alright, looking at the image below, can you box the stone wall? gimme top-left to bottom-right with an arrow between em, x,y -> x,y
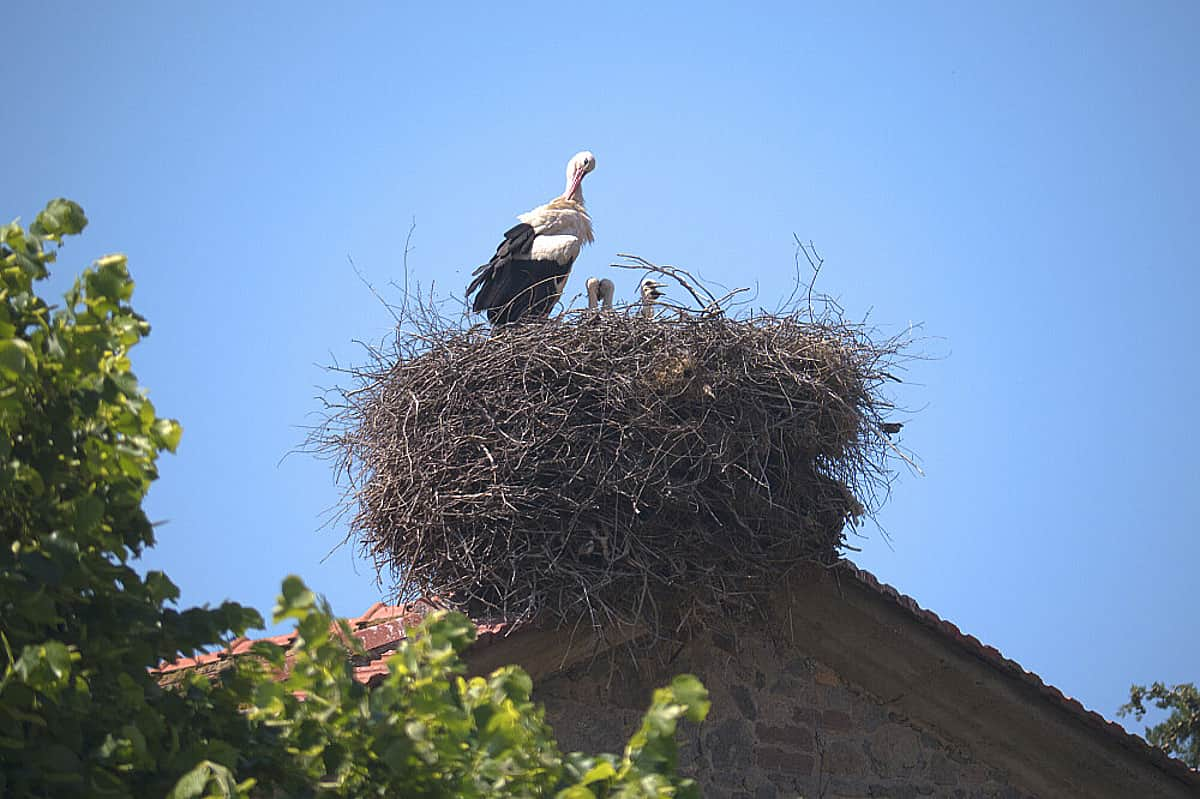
535,627 -> 1037,799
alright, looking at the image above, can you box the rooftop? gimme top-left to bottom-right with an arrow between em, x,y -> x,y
154,561 -> 1199,790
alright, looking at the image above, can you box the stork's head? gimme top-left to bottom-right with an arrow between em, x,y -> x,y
639,277 -> 666,303
564,151 -> 596,201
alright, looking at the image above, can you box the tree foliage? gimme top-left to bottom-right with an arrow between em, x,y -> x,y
1,199 -> 263,796
1119,682 -> 1200,769
0,200 -> 709,797
218,578 -> 710,798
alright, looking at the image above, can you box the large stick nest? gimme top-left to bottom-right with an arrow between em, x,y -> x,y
317,263 -> 911,631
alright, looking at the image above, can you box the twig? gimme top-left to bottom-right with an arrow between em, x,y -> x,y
794,235 -> 825,320
610,254 -> 721,311
704,286 -> 752,314
347,254 -> 400,326
398,217 -> 416,316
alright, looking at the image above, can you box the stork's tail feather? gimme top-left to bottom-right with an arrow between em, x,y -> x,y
466,269 -> 487,303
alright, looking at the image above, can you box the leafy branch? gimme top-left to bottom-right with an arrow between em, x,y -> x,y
1119,682 -> 1200,768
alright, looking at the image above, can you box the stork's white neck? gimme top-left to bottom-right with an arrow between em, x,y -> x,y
563,184 -> 584,204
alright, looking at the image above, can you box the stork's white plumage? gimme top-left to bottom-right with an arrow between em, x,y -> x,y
638,278 -> 665,318
586,277 -> 615,311
467,152 -> 596,326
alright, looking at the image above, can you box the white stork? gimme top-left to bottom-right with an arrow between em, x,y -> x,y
638,278 -> 666,318
585,277 -> 615,311
466,151 -> 596,326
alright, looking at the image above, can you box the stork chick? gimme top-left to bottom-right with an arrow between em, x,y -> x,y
586,277 -> 615,311
466,152 -> 596,326
638,278 -> 666,319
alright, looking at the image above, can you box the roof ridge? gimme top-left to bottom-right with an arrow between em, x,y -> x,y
834,560 -> 1200,787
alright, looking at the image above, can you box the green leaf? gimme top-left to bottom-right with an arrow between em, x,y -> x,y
144,570 -> 181,603
168,762 -> 215,799
579,760 -> 616,785
274,575 -> 317,623
13,641 -> 74,691
72,495 -> 105,535
1,219 -> 23,246
154,417 -> 184,452
30,198 -> 87,241
557,787 -> 597,799
84,256 -> 133,305
669,674 -> 711,722
0,338 -> 34,380
41,744 -> 82,778
18,549 -> 63,586
251,680 -> 288,715
249,641 -> 286,669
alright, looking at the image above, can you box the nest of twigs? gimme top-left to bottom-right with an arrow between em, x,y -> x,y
317,255 -> 910,633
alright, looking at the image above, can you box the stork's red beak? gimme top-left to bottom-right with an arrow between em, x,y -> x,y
566,165 -> 586,199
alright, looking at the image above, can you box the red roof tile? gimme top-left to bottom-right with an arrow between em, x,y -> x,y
153,599 -> 516,678
836,562 -> 1200,788
151,563 -> 1198,786
353,655 -> 396,687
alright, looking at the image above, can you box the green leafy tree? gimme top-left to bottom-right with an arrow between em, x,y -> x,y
1,200 -> 709,798
1119,682 -> 1200,768
1,199 -> 264,795
187,577 -> 711,798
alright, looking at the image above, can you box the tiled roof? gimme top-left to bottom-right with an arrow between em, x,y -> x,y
837,563 -> 1200,789
153,597 -> 516,687
153,563 -> 1198,786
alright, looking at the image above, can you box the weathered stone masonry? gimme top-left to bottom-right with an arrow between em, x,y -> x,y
538,627 -> 1036,799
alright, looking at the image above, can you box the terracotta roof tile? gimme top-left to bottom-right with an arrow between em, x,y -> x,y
228,638 -> 254,656
351,602 -> 389,626
150,564 -> 1197,786
835,561 -> 1199,788
153,600 -> 518,680
357,619 -> 411,652
353,655 -> 396,687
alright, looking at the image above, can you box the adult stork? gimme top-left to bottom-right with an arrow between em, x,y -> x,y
466,151 -> 596,326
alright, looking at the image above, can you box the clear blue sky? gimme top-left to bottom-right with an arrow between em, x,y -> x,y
6,2 -> 1197,732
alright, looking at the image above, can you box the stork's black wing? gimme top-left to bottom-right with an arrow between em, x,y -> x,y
466,223 -> 573,326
